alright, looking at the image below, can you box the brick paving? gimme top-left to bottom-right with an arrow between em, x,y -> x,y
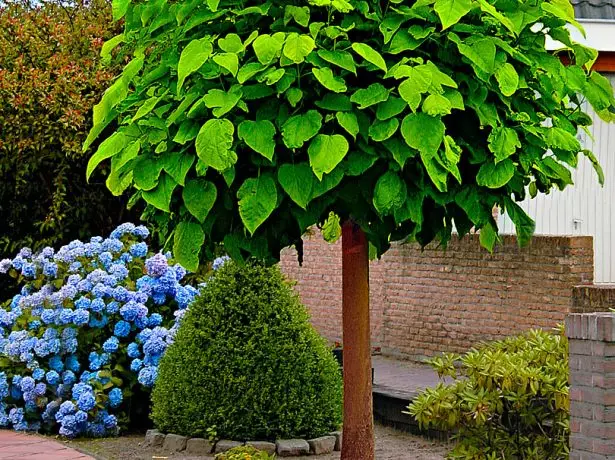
0,430 -> 93,460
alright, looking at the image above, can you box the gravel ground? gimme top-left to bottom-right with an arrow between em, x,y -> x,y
64,424 -> 450,460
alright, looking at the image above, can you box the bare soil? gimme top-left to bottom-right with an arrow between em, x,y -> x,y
65,424 -> 450,460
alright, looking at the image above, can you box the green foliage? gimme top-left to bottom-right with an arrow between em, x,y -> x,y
150,261 -> 343,440
408,328 -> 569,459
88,0 -> 615,268
215,446 -> 275,460
0,0 -> 136,262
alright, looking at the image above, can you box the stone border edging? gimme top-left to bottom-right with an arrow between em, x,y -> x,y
144,429 -> 342,457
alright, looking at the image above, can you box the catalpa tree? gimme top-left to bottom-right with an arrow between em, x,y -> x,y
87,0 -> 614,457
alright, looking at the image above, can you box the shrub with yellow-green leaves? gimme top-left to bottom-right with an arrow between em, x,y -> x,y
408,327 -> 569,459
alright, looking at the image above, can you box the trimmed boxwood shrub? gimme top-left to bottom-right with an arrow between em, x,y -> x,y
151,260 -> 342,440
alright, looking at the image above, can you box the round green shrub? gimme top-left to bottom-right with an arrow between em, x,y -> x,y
151,261 -> 342,440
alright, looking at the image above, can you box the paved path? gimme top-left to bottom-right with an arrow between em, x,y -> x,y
372,355 -> 445,398
0,430 -> 93,460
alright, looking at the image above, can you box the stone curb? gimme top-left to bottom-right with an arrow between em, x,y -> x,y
145,429 -> 341,456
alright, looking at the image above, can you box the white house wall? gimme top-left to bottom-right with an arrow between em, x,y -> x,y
499,73 -> 615,283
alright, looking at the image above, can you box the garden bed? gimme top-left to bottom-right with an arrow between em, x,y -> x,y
64,424 -> 449,460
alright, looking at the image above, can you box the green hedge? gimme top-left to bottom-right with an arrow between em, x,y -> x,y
0,0 -> 136,266
151,261 -> 342,440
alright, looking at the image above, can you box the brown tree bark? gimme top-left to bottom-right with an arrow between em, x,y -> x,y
341,221 -> 375,460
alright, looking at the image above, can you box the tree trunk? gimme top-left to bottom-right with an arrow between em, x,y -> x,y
341,221 -> 375,460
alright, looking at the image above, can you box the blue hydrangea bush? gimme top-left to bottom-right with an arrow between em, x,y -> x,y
0,223 -> 199,437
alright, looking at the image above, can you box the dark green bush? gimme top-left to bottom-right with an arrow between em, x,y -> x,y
0,0 -> 136,265
151,261 -> 343,440
408,327 -> 569,459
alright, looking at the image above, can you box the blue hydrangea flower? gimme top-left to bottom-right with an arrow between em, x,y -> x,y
46,371 -> 60,385
137,366 -> 158,387
129,242 -> 148,258
108,388 -> 123,408
114,321 -> 131,338
73,310 -> 90,326
43,262 -> 58,278
145,253 -> 168,278
127,343 -> 141,358
132,225 -> 150,239
32,368 -> 45,381
103,336 -> 119,353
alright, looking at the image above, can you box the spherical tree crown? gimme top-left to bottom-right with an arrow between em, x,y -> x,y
88,0 -> 615,268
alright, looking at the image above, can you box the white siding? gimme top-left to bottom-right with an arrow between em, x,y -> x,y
500,74 -> 615,283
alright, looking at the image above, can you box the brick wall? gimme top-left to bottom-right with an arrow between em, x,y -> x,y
567,312 -> 615,458
281,232 -> 594,361
573,285 -> 615,314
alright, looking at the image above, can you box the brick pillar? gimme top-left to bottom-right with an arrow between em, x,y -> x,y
566,312 -> 615,459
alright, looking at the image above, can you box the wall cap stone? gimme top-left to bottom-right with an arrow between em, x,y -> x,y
567,313 -> 615,342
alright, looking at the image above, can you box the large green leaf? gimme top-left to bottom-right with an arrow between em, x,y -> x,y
112,0 -> 131,20
173,220 -> 205,272
142,173 -> 178,212
252,33 -> 286,65
373,171 -> 407,215
238,120 -> 276,161
237,175 -> 278,234
183,179 -> 217,223
350,83 -> 389,109
177,38 -> 213,94
488,127 -> 520,163
317,50 -> 357,74
86,132 -> 128,181
312,67 -> 347,93
202,88 -> 242,118
400,113 -> 445,160
476,159 -> 515,188
504,198 -> 535,246
351,43 -> 387,73
336,112 -> 360,139
278,163 -> 316,209
434,0 -> 473,30
495,63 -> 519,97
308,134 -> 350,180
162,151 -> 195,186
369,118 -> 399,142
282,110 -> 323,148
133,155 -> 164,191
213,53 -> 239,77
195,119 -> 237,171
455,37 -> 496,74
283,33 -> 315,63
